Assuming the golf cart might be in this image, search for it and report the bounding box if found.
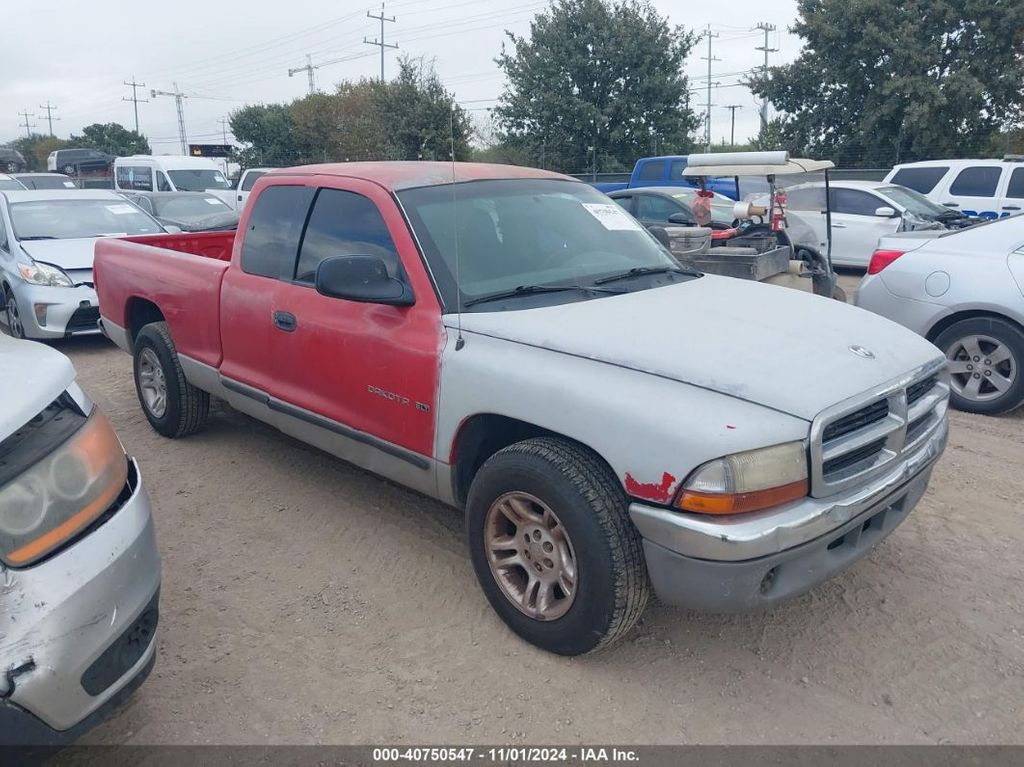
[644,151,843,301]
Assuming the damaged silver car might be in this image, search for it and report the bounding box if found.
[0,334,160,745]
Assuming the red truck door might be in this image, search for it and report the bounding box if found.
[260,178,443,460]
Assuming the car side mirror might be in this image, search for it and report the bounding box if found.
[646,225,672,250]
[875,206,898,218]
[163,225,182,234]
[315,255,414,306]
[667,212,693,225]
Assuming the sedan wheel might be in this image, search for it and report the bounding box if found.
[3,287,25,339]
[935,317,1024,415]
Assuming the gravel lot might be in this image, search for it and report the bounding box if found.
[56,327,1022,746]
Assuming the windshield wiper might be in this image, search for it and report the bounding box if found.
[464,283,624,308]
[593,265,693,285]
[18,235,58,241]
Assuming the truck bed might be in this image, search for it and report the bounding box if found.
[95,232,235,368]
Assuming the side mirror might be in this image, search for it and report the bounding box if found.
[875,206,898,218]
[315,255,414,306]
[647,225,672,249]
[667,212,693,225]
[163,225,182,234]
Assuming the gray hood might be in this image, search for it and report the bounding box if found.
[453,274,943,421]
[0,335,76,441]
[19,238,101,271]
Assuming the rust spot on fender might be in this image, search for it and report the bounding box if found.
[624,472,677,503]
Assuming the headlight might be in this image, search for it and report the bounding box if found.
[18,261,75,287]
[675,441,808,515]
[0,409,127,566]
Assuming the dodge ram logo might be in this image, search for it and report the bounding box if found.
[848,345,875,359]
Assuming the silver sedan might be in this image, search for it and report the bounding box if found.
[856,215,1024,415]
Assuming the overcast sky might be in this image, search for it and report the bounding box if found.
[6,0,800,155]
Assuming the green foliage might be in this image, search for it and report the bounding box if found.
[494,0,700,173]
[11,134,51,171]
[749,0,1024,167]
[749,117,800,154]
[68,123,151,155]
[230,57,471,169]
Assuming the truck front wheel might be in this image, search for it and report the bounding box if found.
[133,321,210,437]
[466,437,650,655]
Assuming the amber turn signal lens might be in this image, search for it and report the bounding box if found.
[676,479,809,515]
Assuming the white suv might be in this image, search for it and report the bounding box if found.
[884,157,1024,220]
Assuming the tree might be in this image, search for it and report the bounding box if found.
[10,134,60,171]
[68,123,150,155]
[229,103,298,168]
[495,0,700,173]
[749,0,1024,167]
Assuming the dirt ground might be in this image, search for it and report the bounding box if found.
[55,329,1022,746]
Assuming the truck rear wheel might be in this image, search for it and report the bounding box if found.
[133,322,210,437]
[466,437,649,655]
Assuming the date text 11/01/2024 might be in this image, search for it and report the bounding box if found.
[373,747,640,762]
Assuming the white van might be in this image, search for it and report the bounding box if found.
[113,155,231,194]
[884,157,1024,220]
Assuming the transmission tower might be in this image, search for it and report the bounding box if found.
[38,102,60,136]
[151,83,189,154]
[123,77,148,133]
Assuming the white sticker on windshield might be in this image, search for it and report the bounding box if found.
[63,181,76,188]
[106,204,137,215]
[206,198,222,205]
[582,202,643,231]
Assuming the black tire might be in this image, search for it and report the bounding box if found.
[933,316,1024,415]
[466,437,650,655]
[2,285,26,339]
[133,321,210,437]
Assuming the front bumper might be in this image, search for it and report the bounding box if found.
[630,417,947,611]
[0,459,160,739]
[10,282,100,339]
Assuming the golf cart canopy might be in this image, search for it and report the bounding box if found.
[684,152,835,177]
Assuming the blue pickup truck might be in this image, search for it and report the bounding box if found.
[593,155,766,200]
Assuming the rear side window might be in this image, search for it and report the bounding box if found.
[890,167,948,194]
[116,165,152,191]
[611,195,632,212]
[635,194,683,222]
[949,166,1002,197]
[1006,168,1024,199]
[241,170,266,192]
[636,161,664,181]
[294,189,400,284]
[240,185,315,279]
[669,160,687,180]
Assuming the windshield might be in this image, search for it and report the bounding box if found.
[10,198,163,239]
[155,195,232,218]
[398,178,690,311]
[168,168,230,191]
[877,185,948,217]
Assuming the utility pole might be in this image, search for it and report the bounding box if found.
[218,116,230,146]
[754,23,778,130]
[17,110,36,138]
[288,54,317,95]
[151,83,188,155]
[38,102,59,136]
[700,26,720,153]
[364,3,398,82]
[725,105,743,146]
[123,77,148,134]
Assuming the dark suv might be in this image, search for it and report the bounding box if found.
[47,148,113,175]
[0,148,26,173]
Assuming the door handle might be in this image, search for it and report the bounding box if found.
[273,310,297,332]
[1002,205,1021,211]
[831,222,847,228]
[942,202,960,207]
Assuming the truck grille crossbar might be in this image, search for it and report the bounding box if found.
[810,362,949,496]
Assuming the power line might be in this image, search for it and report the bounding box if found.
[123,77,148,133]
[17,110,36,138]
[38,101,60,136]
[365,3,398,82]
[754,22,779,130]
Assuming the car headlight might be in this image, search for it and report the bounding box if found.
[0,408,128,566]
[675,441,808,515]
[18,261,75,287]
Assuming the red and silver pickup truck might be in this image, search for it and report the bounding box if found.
[95,162,949,655]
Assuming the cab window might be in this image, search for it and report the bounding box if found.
[636,161,664,181]
[240,185,315,279]
[294,189,401,284]
[949,166,1002,198]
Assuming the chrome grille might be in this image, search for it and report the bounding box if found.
[810,361,949,496]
